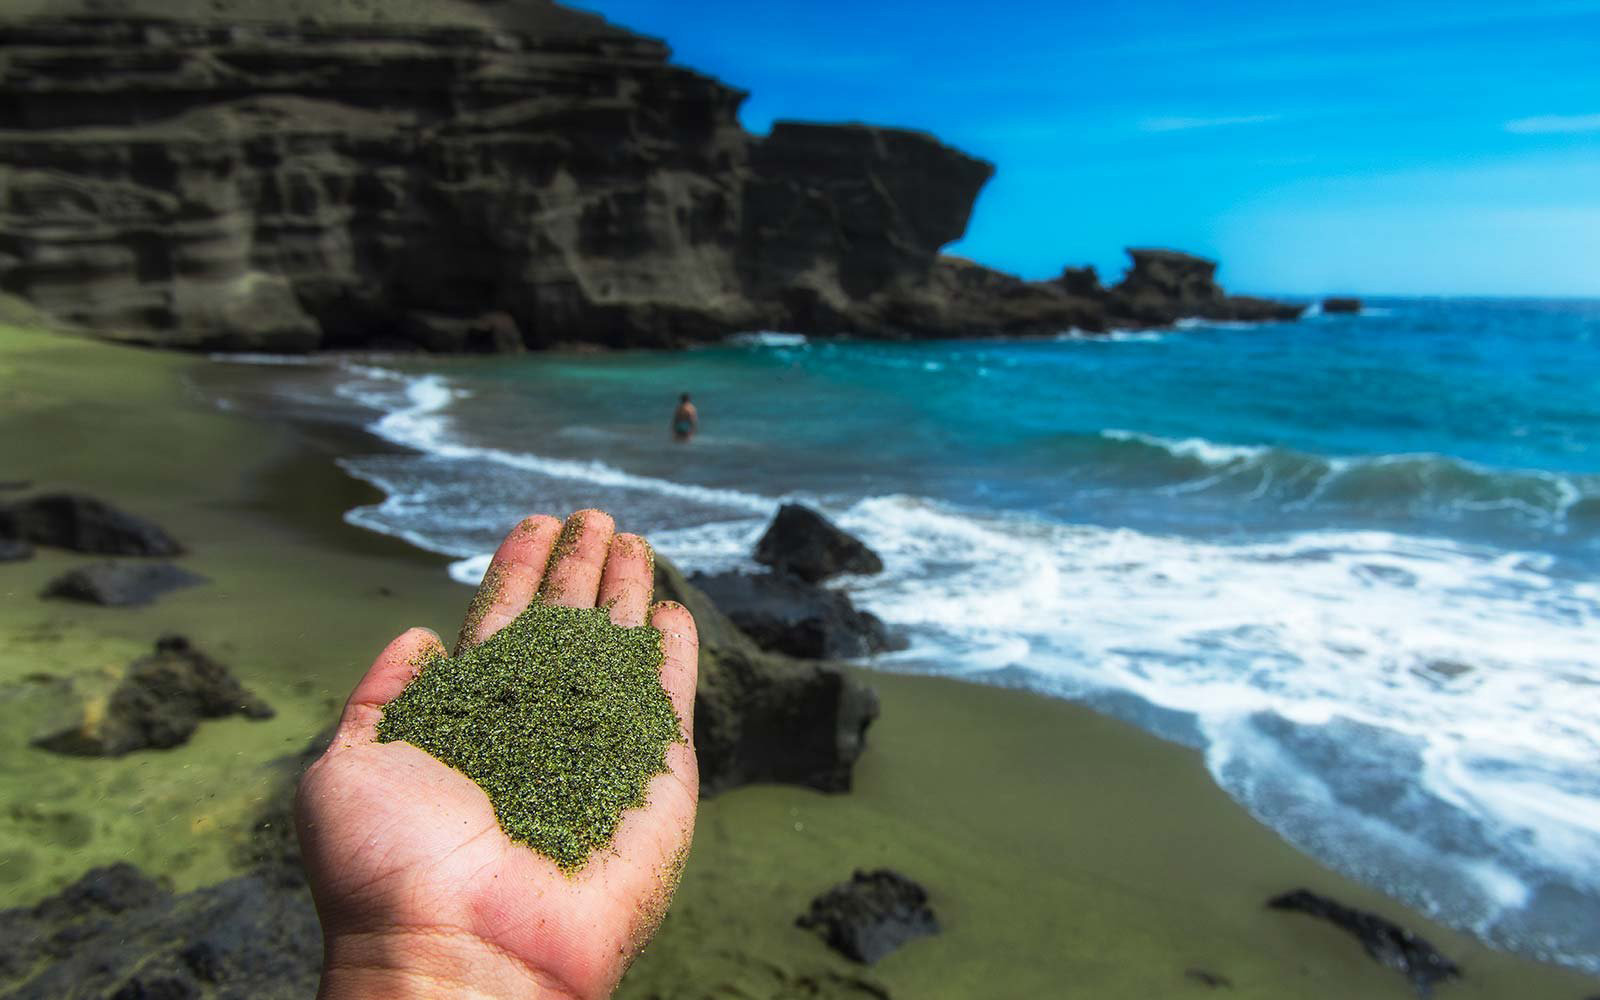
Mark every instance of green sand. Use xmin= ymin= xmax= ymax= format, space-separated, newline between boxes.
xmin=378 ymin=602 xmax=679 ymax=872
xmin=0 ymin=323 xmax=447 ymax=902
xmin=2 ymin=323 xmax=1596 ymax=998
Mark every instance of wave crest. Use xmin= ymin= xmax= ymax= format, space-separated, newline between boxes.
xmin=1092 ymin=430 xmax=1594 ymax=530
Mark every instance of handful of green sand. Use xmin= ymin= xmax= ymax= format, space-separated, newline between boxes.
xmin=377 ymin=601 xmax=682 ymax=873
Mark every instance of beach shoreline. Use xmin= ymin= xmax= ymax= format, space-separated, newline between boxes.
xmin=3 ymin=324 xmax=1596 ymax=998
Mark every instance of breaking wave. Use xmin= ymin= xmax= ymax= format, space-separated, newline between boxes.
xmin=1088 ymin=429 xmax=1594 ymax=532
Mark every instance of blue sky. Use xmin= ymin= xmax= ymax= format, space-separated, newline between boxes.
xmin=567 ymin=0 xmax=1600 ymax=297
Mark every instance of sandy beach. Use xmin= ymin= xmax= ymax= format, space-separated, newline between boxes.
xmin=3 ymin=321 xmax=1596 ymax=999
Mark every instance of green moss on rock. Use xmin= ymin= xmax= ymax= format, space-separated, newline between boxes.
xmin=378 ymin=602 xmax=680 ymax=873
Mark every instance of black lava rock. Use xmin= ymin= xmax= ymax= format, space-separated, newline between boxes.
xmin=754 ymin=504 xmax=883 ymax=583
xmin=654 ymin=558 xmax=880 ymax=796
xmin=1268 ymin=889 xmax=1460 ymax=998
xmin=797 ymin=869 xmax=940 ymax=964
xmin=42 ymin=562 xmax=207 ymax=607
xmin=24 ymin=863 xmax=167 ymax=925
xmin=32 ymin=635 xmax=274 ymax=756
xmin=1321 ymin=297 xmax=1363 ymax=314
xmin=0 ymin=863 xmax=320 ymax=999
xmin=689 ymin=570 xmax=903 ymax=659
xmin=0 ymin=494 xmax=182 ymax=556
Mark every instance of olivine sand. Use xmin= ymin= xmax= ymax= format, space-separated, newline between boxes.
xmin=378 ymin=601 xmax=679 ymax=873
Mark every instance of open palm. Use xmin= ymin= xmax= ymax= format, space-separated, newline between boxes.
xmin=296 ymin=510 xmax=699 ymax=1000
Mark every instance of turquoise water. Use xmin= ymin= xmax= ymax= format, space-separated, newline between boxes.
xmin=215 ymin=298 xmax=1600 ymax=972
xmin=396 ymin=299 xmax=1600 ymax=552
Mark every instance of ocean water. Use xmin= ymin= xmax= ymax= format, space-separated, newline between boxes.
xmin=212 ymin=298 xmax=1600 ymax=971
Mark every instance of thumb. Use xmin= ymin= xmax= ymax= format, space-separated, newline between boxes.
xmin=327 ymin=627 xmax=446 ymax=751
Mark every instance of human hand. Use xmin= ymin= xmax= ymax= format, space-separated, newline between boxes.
xmin=296 ymin=510 xmax=699 ymax=1000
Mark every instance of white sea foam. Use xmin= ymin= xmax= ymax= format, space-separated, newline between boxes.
xmin=449 ymin=553 xmax=492 ymax=585
xmin=1101 ymin=428 xmax=1270 ymax=465
xmin=1174 ymin=316 xmax=1277 ymax=331
xmin=647 ymin=518 xmax=768 ymax=572
xmin=1056 ymin=327 xmax=1168 ymax=342
xmin=728 ymin=331 xmax=810 ymax=347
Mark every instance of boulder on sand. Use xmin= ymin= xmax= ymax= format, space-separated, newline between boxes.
xmin=0 ymin=863 xmax=320 ymax=1000
xmin=1268 ymin=889 xmax=1459 ymax=998
xmin=42 ymin=562 xmax=207 ymax=607
xmin=32 ymin=635 xmax=273 ymax=756
xmin=689 ymin=570 xmax=901 ymax=660
xmin=797 ymin=869 xmax=941 ymax=964
xmin=0 ymin=494 xmax=182 ymax=556
xmin=655 ymin=557 xmax=879 ymax=795
xmin=754 ymin=504 xmax=884 ymax=584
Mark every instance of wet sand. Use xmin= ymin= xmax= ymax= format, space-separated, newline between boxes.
xmin=2 ymin=324 xmax=1594 ymax=998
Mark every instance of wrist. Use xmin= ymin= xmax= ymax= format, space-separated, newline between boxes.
xmin=318 ymin=928 xmax=580 ymax=1000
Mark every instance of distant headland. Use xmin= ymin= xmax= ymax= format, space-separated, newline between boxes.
xmin=0 ymin=0 xmax=1304 ymax=351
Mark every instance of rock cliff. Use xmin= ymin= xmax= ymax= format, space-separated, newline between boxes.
xmin=0 ymin=0 xmax=1301 ymax=350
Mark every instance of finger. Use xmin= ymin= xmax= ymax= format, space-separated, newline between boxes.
xmin=330 ymin=627 xmax=446 ymax=748
xmin=457 ymin=515 xmax=563 ymax=651
xmin=538 ymin=509 xmax=615 ymax=608
xmin=650 ymin=601 xmax=699 ymax=743
xmin=597 ymin=533 xmax=654 ymax=627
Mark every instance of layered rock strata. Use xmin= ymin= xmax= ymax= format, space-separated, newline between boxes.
xmin=0 ymin=0 xmax=1301 ymax=351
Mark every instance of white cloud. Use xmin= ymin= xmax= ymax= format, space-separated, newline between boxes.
xmin=1138 ymin=113 xmax=1280 ymax=133
xmin=1504 ymin=113 xmax=1600 ymax=134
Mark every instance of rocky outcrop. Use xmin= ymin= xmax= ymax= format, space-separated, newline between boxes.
xmin=1107 ymin=248 xmax=1305 ymax=325
xmin=0 ymin=494 xmax=183 ymax=556
xmin=0 ymin=1 xmax=1300 ymax=350
xmin=1323 ymin=297 xmax=1363 ymax=314
xmin=32 ymin=635 xmax=274 ymax=756
xmin=42 ymin=561 xmax=207 ymax=606
xmin=689 ymin=570 xmax=900 ymax=660
xmin=654 ymin=557 xmax=879 ymax=795
xmin=797 ymin=869 xmax=940 ymax=965
xmin=755 ymin=504 xmax=884 ymax=583
xmin=0 ymin=863 xmax=321 ymax=1000
xmin=1268 ymin=889 xmax=1460 ymax=998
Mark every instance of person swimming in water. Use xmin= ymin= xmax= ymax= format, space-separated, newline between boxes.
xmin=671 ymin=393 xmax=698 ymax=443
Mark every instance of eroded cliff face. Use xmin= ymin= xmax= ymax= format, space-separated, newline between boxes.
xmin=0 ymin=0 xmax=1299 ymax=351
